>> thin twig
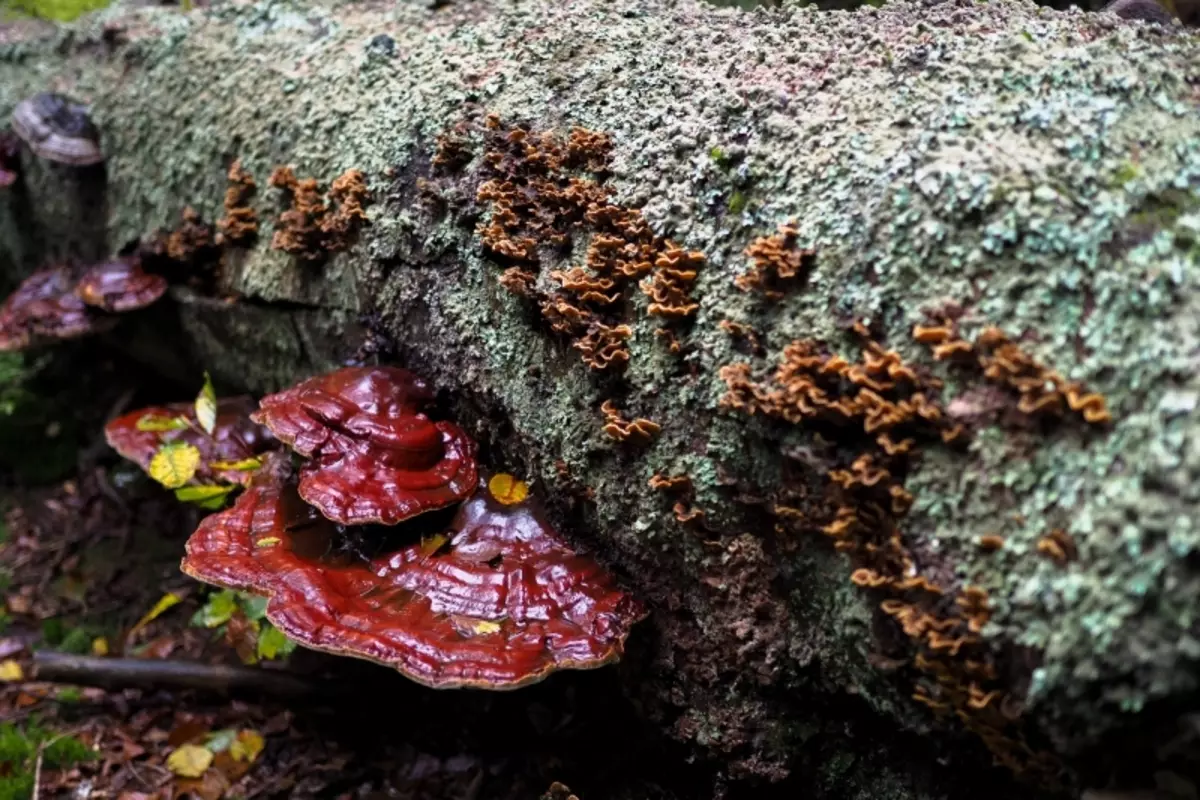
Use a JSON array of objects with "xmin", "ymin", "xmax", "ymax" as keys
[
  {"xmin": 32, "ymin": 746, "xmax": 43, "ymax": 799},
  {"xmin": 32, "ymin": 652, "xmax": 317, "ymax": 698}
]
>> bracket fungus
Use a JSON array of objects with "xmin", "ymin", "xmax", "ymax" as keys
[
  {"xmin": 11, "ymin": 92, "xmax": 104, "ymax": 166},
  {"xmin": 76, "ymin": 257, "xmax": 168, "ymax": 312},
  {"xmin": 105, "ymin": 396, "xmax": 276, "ymax": 486},
  {"xmin": 0, "ymin": 266, "xmax": 104, "ymax": 351},
  {"xmin": 251, "ymin": 366, "xmax": 478, "ymax": 526},
  {"xmin": 181, "ymin": 459, "xmax": 646, "ymax": 688}
]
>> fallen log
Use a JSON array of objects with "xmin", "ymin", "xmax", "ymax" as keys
[{"xmin": 2, "ymin": 0, "xmax": 1199, "ymax": 796}]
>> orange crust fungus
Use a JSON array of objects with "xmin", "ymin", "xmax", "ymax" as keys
[
  {"xmin": 600, "ymin": 400, "xmax": 660, "ymax": 444},
  {"xmin": 459, "ymin": 115, "xmax": 705, "ymax": 368},
  {"xmin": 217, "ymin": 158, "xmax": 258, "ymax": 246},
  {"xmin": 180, "ymin": 457, "xmax": 646, "ymax": 689},
  {"xmin": 735, "ymin": 221, "xmax": 816, "ymax": 299},
  {"xmin": 269, "ymin": 166, "xmax": 370, "ymax": 261},
  {"xmin": 720, "ymin": 330, "xmax": 1063, "ymax": 785},
  {"xmin": 1036, "ymin": 529, "xmax": 1077, "ymax": 565},
  {"xmin": 914, "ymin": 319, "xmax": 1111, "ymax": 426}
]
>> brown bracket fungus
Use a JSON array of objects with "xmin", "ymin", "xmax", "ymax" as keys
[
  {"xmin": 11, "ymin": 92, "xmax": 104, "ymax": 167},
  {"xmin": 251, "ymin": 366, "xmax": 479, "ymax": 526},
  {"xmin": 181, "ymin": 459, "xmax": 647, "ymax": 688},
  {"xmin": 104, "ymin": 396, "xmax": 276, "ymax": 486},
  {"xmin": 0, "ymin": 266, "xmax": 105, "ymax": 351},
  {"xmin": 76, "ymin": 257, "xmax": 168, "ymax": 312}
]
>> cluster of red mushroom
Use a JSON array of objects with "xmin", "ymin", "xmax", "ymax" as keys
[
  {"xmin": 0, "ymin": 258, "xmax": 167, "ymax": 352},
  {"xmin": 108, "ymin": 366, "xmax": 646, "ymax": 689}
]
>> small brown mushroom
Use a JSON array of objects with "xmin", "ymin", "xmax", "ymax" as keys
[{"xmin": 11, "ymin": 92, "xmax": 104, "ymax": 167}]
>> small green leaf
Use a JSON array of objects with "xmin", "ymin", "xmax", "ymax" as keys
[
  {"xmin": 135, "ymin": 414, "xmax": 190, "ymax": 432},
  {"xmin": 205, "ymin": 728, "xmax": 237, "ymax": 753},
  {"xmin": 191, "ymin": 589, "xmax": 238, "ymax": 628},
  {"xmin": 240, "ymin": 595, "xmax": 269, "ymax": 621},
  {"xmin": 195, "ymin": 372, "xmax": 218, "ymax": 436},
  {"xmin": 257, "ymin": 625, "xmax": 297, "ymax": 661},
  {"xmin": 174, "ymin": 484, "xmax": 236, "ymax": 510},
  {"xmin": 148, "ymin": 442, "xmax": 201, "ymax": 489}
]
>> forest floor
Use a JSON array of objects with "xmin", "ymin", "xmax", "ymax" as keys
[{"xmin": 0, "ymin": 344, "xmax": 689, "ymax": 800}]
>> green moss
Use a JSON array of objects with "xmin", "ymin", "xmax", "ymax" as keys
[
  {"xmin": 2, "ymin": 0, "xmax": 112, "ymax": 22},
  {"xmin": 0, "ymin": 719, "xmax": 95, "ymax": 800},
  {"xmin": 728, "ymin": 190, "xmax": 748, "ymax": 215}
]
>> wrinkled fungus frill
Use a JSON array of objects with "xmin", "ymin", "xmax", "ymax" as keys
[
  {"xmin": 76, "ymin": 257, "xmax": 168, "ymax": 312},
  {"xmin": 181, "ymin": 462, "xmax": 646, "ymax": 688},
  {"xmin": 0, "ymin": 267, "xmax": 100, "ymax": 351},
  {"xmin": 251, "ymin": 366, "xmax": 478, "ymax": 526},
  {"xmin": 104, "ymin": 396, "xmax": 276, "ymax": 486}
]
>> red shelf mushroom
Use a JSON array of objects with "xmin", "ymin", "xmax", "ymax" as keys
[
  {"xmin": 0, "ymin": 266, "xmax": 104, "ymax": 351},
  {"xmin": 105, "ymin": 396, "xmax": 276, "ymax": 486},
  {"xmin": 251, "ymin": 366, "xmax": 479, "ymax": 526},
  {"xmin": 181, "ymin": 458, "xmax": 646, "ymax": 689},
  {"xmin": 76, "ymin": 257, "xmax": 168, "ymax": 312}
]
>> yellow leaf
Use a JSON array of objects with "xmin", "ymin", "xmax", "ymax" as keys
[
  {"xmin": 419, "ymin": 533, "xmax": 447, "ymax": 557},
  {"xmin": 488, "ymin": 473, "xmax": 529, "ymax": 506},
  {"xmin": 149, "ymin": 442, "xmax": 201, "ymax": 489},
  {"xmin": 135, "ymin": 413, "xmax": 190, "ymax": 432},
  {"xmin": 0, "ymin": 659, "xmax": 24, "ymax": 682},
  {"xmin": 230, "ymin": 729, "xmax": 264, "ymax": 763},
  {"xmin": 127, "ymin": 592, "xmax": 182, "ymax": 641},
  {"xmin": 91, "ymin": 637, "xmax": 109, "ymax": 656},
  {"xmin": 167, "ymin": 743, "xmax": 214, "ymax": 778},
  {"xmin": 195, "ymin": 372, "xmax": 218, "ymax": 436},
  {"xmin": 208, "ymin": 457, "xmax": 263, "ymax": 472}
]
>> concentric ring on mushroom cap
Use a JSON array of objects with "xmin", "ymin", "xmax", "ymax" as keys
[
  {"xmin": 76, "ymin": 257, "xmax": 168, "ymax": 313},
  {"xmin": 251, "ymin": 366, "xmax": 479, "ymax": 526},
  {"xmin": 0, "ymin": 266, "xmax": 104, "ymax": 352},
  {"xmin": 104, "ymin": 396, "xmax": 277, "ymax": 487},
  {"xmin": 11, "ymin": 92, "xmax": 104, "ymax": 167},
  {"xmin": 180, "ymin": 458, "xmax": 647, "ymax": 689}
]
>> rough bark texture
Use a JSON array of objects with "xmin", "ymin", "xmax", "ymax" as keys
[{"xmin": 2, "ymin": 0, "xmax": 1200, "ymax": 797}]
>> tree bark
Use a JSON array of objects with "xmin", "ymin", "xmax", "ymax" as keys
[{"xmin": 2, "ymin": 0, "xmax": 1200, "ymax": 797}]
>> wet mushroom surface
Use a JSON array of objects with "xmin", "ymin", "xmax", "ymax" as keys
[
  {"xmin": 181, "ymin": 456, "xmax": 647, "ymax": 689},
  {"xmin": 251, "ymin": 365, "xmax": 479, "ymax": 526},
  {"xmin": 0, "ymin": 265, "xmax": 107, "ymax": 351},
  {"xmin": 76, "ymin": 256, "xmax": 169, "ymax": 312}
]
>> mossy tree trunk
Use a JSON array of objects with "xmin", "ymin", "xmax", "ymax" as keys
[{"xmin": 2, "ymin": 0, "xmax": 1200, "ymax": 797}]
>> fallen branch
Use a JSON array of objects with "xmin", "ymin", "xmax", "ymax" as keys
[{"xmin": 31, "ymin": 652, "xmax": 316, "ymax": 698}]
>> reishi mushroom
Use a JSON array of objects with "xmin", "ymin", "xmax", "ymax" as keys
[
  {"xmin": 0, "ymin": 266, "xmax": 106, "ymax": 351},
  {"xmin": 104, "ymin": 396, "xmax": 276, "ymax": 486},
  {"xmin": 250, "ymin": 366, "xmax": 479, "ymax": 526},
  {"xmin": 76, "ymin": 256, "xmax": 168, "ymax": 312},
  {"xmin": 10, "ymin": 92, "xmax": 104, "ymax": 167},
  {"xmin": 181, "ymin": 455, "xmax": 646, "ymax": 689}
]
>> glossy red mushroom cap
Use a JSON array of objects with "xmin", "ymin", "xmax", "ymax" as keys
[
  {"xmin": 104, "ymin": 396, "xmax": 276, "ymax": 486},
  {"xmin": 251, "ymin": 366, "xmax": 478, "ymax": 525},
  {"xmin": 0, "ymin": 267, "xmax": 101, "ymax": 351},
  {"xmin": 76, "ymin": 257, "xmax": 168, "ymax": 312},
  {"xmin": 180, "ymin": 463, "xmax": 647, "ymax": 689}
]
